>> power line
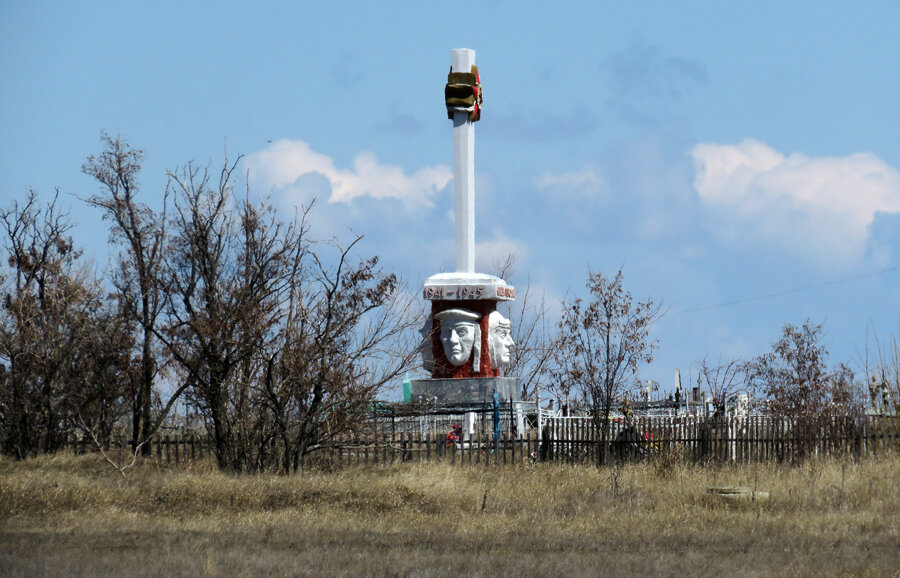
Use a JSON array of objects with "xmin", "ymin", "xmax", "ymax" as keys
[{"xmin": 670, "ymin": 266, "xmax": 898, "ymax": 315}]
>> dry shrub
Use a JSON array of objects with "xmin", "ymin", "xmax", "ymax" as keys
[{"xmin": 650, "ymin": 442, "xmax": 684, "ymax": 479}]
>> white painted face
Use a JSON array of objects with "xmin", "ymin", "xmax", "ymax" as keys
[
  {"xmin": 492, "ymin": 326, "xmax": 514, "ymax": 367},
  {"xmin": 440, "ymin": 320, "xmax": 477, "ymax": 366},
  {"xmin": 488, "ymin": 311, "xmax": 515, "ymax": 369}
]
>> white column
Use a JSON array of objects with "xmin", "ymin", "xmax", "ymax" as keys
[{"xmin": 451, "ymin": 48, "xmax": 476, "ymax": 274}]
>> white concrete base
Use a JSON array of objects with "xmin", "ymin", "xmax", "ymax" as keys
[
  {"xmin": 409, "ymin": 376, "xmax": 521, "ymax": 404},
  {"xmin": 423, "ymin": 272, "xmax": 515, "ymax": 302}
]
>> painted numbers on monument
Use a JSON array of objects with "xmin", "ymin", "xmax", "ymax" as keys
[{"xmin": 423, "ymin": 284, "xmax": 516, "ymax": 301}]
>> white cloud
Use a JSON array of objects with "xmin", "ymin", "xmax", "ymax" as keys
[
  {"xmin": 692, "ymin": 139, "xmax": 900, "ymax": 265},
  {"xmin": 534, "ymin": 165, "xmax": 608, "ymax": 200},
  {"xmin": 245, "ymin": 139, "xmax": 452, "ymax": 208}
]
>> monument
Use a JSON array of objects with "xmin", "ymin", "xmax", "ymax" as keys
[{"xmin": 410, "ymin": 49, "xmax": 520, "ymax": 405}]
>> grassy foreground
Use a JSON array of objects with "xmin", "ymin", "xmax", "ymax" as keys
[{"xmin": 1, "ymin": 454, "xmax": 898, "ymax": 577}]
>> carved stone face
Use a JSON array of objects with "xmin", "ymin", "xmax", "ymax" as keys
[
  {"xmin": 488, "ymin": 311, "xmax": 514, "ymax": 369},
  {"xmin": 434, "ymin": 309, "xmax": 481, "ymax": 369},
  {"xmin": 440, "ymin": 320, "xmax": 477, "ymax": 366}
]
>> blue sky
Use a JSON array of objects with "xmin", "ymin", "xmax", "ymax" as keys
[{"xmin": 2, "ymin": 1, "xmax": 898, "ymax": 393}]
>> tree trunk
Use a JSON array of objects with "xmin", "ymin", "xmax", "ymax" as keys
[
  {"xmin": 209, "ymin": 381, "xmax": 234, "ymax": 472},
  {"xmin": 138, "ymin": 324, "xmax": 154, "ymax": 456}
]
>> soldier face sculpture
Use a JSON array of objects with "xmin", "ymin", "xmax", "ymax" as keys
[
  {"xmin": 442, "ymin": 322, "xmax": 476, "ymax": 365},
  {"xmin": 488, "ymin": 311, "xmax": 514, "ymax": 369},
  {"xmin": 435, "ymin": 309, "xmax": 481, "ymax": 367}
]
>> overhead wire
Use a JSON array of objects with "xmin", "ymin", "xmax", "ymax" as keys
[{"xmin": 669, "ymin": 266, "xmax": 898, "ymax": 316}]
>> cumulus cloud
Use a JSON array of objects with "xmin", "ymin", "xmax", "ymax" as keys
[
  {"xmin": 245, "ymin": 139, "xmax": 451, "ymax": 208},
  {"xmin": 534, "ymin": 165, "xmax": 608, "ymax": 201},
  {"xmin": 692, "ymin": 139, "xmax": 900, "ymax": 264}
]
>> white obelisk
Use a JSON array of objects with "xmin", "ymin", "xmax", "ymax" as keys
[
  {"xmin": 422, "ymin": 49, "xmax": 513, "ymax": 304},
  {"xmin": 451, "ymin": 48, "xmax": 476, "ymax": 274}
]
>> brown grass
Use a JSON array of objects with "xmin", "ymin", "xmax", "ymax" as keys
[{"xmin": 1, "ymin": 453, "xmax": 898, "ymax": 577}]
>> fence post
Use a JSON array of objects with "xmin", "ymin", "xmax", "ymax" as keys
[
  {"xmin": 773, "ymin": 417, "xmax": 780, "ymax": 462},
  {"xmin": 558, "ymin": 418, "xmax": 563, "ymax": 465},
  {"xmin": 518, "ymin": 428, "xmax": 524, "ymax": 464},
  {"xmin": 474, "ymin": 428, "xmax": 480, "ymax": 467},
  {"xmin": 775, "ymin": 416, "xmax": 791, "ymax": 461},
  {"xmin": 570, "ymin": 418, "xmax": 576, "ymax": 465},
  {"xmin": 502, "ymin": 431, "xmax": 507, "ymax": 466},
  {"xmin": 892, "ymin": 415, "xmax": 898, "ymax": 453},
  {"xmin": 693, "ymin": 415, "xmax": 700, "ymax": 464},
  {"xmin": 864, "ymin": 416, "xmax": 869, "ymax": 458},
  {"xmin": 755, "ymin": 416, "xmax": 761, "ymax": 464},
  {"xmin": 579, "ymin": 418, "xmax": 585, "ymax": 465}
]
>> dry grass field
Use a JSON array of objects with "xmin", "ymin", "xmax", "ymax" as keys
[{"xmin": 1, "ymin": 453, "xmax": 898, "ymax": 577}]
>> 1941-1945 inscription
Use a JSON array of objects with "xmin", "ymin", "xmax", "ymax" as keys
[{"xmin": 423, "ymin": 285, "xmax": 516, "ymax": 300}]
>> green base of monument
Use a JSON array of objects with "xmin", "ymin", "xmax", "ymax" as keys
[{"xmin": 409, "ymin": 377, "xmax": 520, "ymax": 404}]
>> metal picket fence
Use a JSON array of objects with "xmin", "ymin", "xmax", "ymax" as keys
[{"xmin": 67, "ymin": 414, "xmax": 898, "ymax": 469}]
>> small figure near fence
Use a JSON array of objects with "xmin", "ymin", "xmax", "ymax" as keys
[
  {"xmin": 613, "ymin": 422, "xmax": 644, "ymax": 463},
  {"xmin": 539, "ymin": 424, "xmax": 553, "ymax": 462},
  {"xmin": 447, "ymin": 424, "xmax": 463, "ymax": 447},
  {"xmin": 621, "ymin": 397, "xmax": 633, "ymax": 422}
]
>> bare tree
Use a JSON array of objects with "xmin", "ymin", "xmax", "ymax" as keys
[
  {"xmin": 67, "ymin": 302, "xmax": 134, "ymax": 443},
  {"xmin": 744, "ymin": 320, "xmax": 859, "ymax": 460},
  {"xmin": 697, "ymin": 357, "xmax": 744, "ymax": 415},
  {"xmin": 550, "ymin": 269, "xmax": 663, "ymax": 465},
  {"xmin": 0, "ymin": 144, "xmax": 426, "ymax": 473},
  {"xmin": 83, "ymin": 132, "xmax": 167, "ymax": 455},
  {"xmin": 159, "ymin": 154, "xmax": 421, "ymax": 473},
  {"xmin": 261, "ymin": 235, "xmax": 420, "ymax": 472},
  {"xmin": 159, "ymin": 156, "xmax": 305, "ymax": 472},
  {"xmin": 862, "ymin": 323, "xmax": 899, "ymax": 416},
  {"xmin": 492, "ymin": 254, "xmax": 558, "ymax": 400},
  {"xmin": 0, "ymin": 192, "xmax": 130, "ymax": 457}
]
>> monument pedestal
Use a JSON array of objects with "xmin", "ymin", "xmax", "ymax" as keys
[
  {"xmin": 410, "ymin": 377, "xmax": 520, "ymax": 405},
  {"xmin": 409, "ymin": 49, "xmax": 519, "ymax": 420}
]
